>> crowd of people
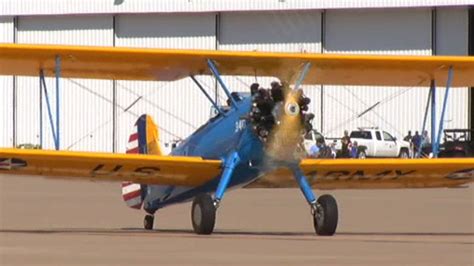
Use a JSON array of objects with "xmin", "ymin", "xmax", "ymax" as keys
[
  {"xmin": 307, "ymin": 130, "xmax": 360, "ymax": 159},
  {"xmin": 308, "ymin": 129, "xmax": 434, "ymax": 159},
  {"xmin": 403, "ymin": 130, "xmax": 432, "ymax": 158}
]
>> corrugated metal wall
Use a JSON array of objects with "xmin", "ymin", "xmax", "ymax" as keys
[
  {"xmin": 15, "ymin": 15, "xmax": 114, "ymax": 152},
  {"xmin": 0, "ymin": 17, "xmax": 14, "ymax": 147},
  {"xmin": 322, "ymin": 8, "xmax": 469, "ymax": 140},
  {"xmin": 219, "ymin": 11, "xmax": 324, "ymax": 131},
  {"xmin": 0, "ymin": 7, "xmax": 470, "ymax": 151},
  {"xmin": 2, "ymin": 0, "xmax": 473, "ymax": 16},
  {"xmin": 323, "ymin": 8, "xmax": 433, "ymax": 140},
  {"xmin": 114, "ymin": 14, "xmax": 216, "ymax": 153},
  {"xmin": 434, "ymin": 7, "xmax": 469, "ymax": 138}
]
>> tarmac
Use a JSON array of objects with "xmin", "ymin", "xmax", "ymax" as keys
[{"xmin": 0, "ymin": 175, "xmax": 473, "ymax": 265}]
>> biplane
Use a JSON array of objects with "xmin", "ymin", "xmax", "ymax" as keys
[{"xmin": 0, "ymin": 44, "xmax": 473, "ymax": 236}]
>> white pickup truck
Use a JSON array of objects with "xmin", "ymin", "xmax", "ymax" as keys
[{"xmin": 349, "ymin": 128, "xmax": 410, "ymax": 158}]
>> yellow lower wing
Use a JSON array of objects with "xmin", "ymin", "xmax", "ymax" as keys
[
  {"xmin": 0, "ymin": 148, "xmax": 221, "ymax": 186},
  {"xmin": 248, "ymin": 158, "xmax": 474, "ymax": 189}
]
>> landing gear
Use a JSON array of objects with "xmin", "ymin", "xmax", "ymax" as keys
[
  {"xmin": 191, "ymin": 193, "xmax": 216, "ymax": 235},
  {"xmin": 290, "ymin": 164, "xmax": 338, "ymax": 236},
  {"xmin": 312, "ymin": 194, "xmax": 338, "ymax": 236},
  {"xmin": 144, "ymin": 214, "xmax": 154, "ymax": 230},
  {"xmin": 189, "ymin": 151, "xmax": 240, "ymax": 235}
]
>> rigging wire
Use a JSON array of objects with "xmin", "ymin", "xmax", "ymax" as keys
[
  {"xmin": 64, "ymin": 79, "xmax": 184, "ymax": 150},
  {"xmin": 326, "ymin": 78, "xmax": 427, "ymax": 137}
]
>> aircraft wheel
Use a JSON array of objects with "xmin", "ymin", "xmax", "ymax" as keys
[
  {"xmin": 191, "ymin": 193, "xmax": 216, "ymax": 235},
  {"xmin": 144, "ymin": 214, "xmax": 154, "ymax": 230},
  {"xmin": 313, "ymin": 194, "xmax": 338, "ymax": 236},
  {"xmin": 399, "ymin": 149, "xmax": 409, "ymax": 158}
]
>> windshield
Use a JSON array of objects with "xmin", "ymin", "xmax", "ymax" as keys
[{"xmin": 350, "ymin": 131, "xmax": 372, "ymax": 139}]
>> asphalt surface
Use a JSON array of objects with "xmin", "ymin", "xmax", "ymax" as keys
[{"xmin": 0, "ymin": 175, "xmax": 473, "ymax": 265}]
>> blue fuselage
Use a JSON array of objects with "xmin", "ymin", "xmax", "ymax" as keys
[{"xmin": 143, "ymin": 96, "xmax": 267, "ymax": 213}]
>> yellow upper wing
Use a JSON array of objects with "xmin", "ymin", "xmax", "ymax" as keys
[
  {"xmin": 248, "ymin": 158, "xmax": 474, "ymax": 189},
  {"xmin": 0, "ymin": 148, "xmax": 221, "ymax": 186},
  {"xmin": 1, "ymin": 43, "xmax": 473, "ymax": 87}
]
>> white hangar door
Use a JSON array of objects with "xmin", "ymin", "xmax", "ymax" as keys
[
  {"xmin": 219, "ymin": 11, "xmax": 324, "ymax": 131},
  {"xmin": 16, "ymin": 16, "xmax": 114, "ymax": 152},
  {"xmin": 115, "ymin": 14, "xmax": 217, "ymax": 153},
  {"xmin": 0, "ymin": 17, "xmax": 14, "ymax": 148},
  {"xmin": 435, "ymin": 8, "xmax": 469, "ymax": 130},
  {"xmin": 323, "ymin": 8, "xmax": 469, "ymax": 140},
  {"xmin": 323, "ymin": 9, "xmax": 433, "ymax": 140}
]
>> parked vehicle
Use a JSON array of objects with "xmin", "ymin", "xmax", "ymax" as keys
[
  {"xmin": 438, "ymin": 129, "xmax": 474, "ymax": 158},
  {"xmin": 348, "ymin": 127, "xmax": 410, "ymax": 158},
  {"xmin": 303, "ymin": 130, "xmax": 334, "ymax": 158}
]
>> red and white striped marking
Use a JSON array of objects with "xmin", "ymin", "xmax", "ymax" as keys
[
  {"xmin": 121, "ymin": 127, "xmax": 143, "ymax": 209},
  {"xmin": 126, "ymin": 131, "xmax": 139, "ymax": 154},
  {"xmin": 121, "ymin": 181, "xmax": 143, "ymax": 209}
]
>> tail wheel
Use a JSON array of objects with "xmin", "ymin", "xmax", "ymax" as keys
[
  {"xmin": 144, "ymin": 214, "xmax": 154, "ymax": 230},
  {"xmin": 191, "ymin": 194, "xmax": 216, "ymax": 235},
  {"xmin": 313, "ymin": 194, "xmax": 338, "ymax": 236}
]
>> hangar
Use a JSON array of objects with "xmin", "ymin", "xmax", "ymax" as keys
[{"xmin": 0, "ymin": 1, "xmax": 472, "ymax": 153}]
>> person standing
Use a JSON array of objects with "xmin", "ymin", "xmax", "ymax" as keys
[
  {"xmin": 404, "ymin": 131, "xmax": 413, "ymax": 142},
  {"xmin": 308, "ymin": 142, "xmax": 320, "ymax": 158},
  {"xmin": 412, "ymin": 131, "xmax": 422, "ymax": 158},
  {"xmin": 422, "ymin": 130, "xmax": 431, "ymax": 146},
  {"xmin": 351, "ymin": 141, "xmax": 359, "ymax": 158},
  {"xmin": 404, "ymin": 131, "xmax": 413, "ymax": 158},
  {"xmin": 341, "ymin": 130, "xmax": 351, "ymax": 158}
]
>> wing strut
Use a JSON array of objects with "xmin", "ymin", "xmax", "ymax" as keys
[
  {"xmin": 38, "ymin": 56, "xmax": 61, "ymax": 150},
  {"xmin": 431, "ymin": 78, "xmax": 436, "ymax": 157},
  {"xmin": 435, "ymin": 66, "xmax": 453, "ymax": 157},
  {"xmin": 418, "ymin": 66, "xmax": 454, "ymax": 158},
  {"xmin": 419, "ymin": 81, "xmax": 433, "ymax": 157},
  {"xmin": 207, "ymin": 59, "xmax": 239, "ymax": 109},
  {"xmin": 190, "ymin": 75, "xmax": 226, "ymax": 117}
]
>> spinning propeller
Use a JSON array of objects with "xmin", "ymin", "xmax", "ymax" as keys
[{"xmin": 249, "ymin": 75, "xmax": 314, "ymax": 161}]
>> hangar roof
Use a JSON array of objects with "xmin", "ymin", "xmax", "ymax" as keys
[{"xmin": 1, "ymin": 0, "xmax": 471, "ymax": 17}]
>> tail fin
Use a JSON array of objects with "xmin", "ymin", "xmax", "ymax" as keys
[
  {"xmin": 127, "ymin": 114, "xmax": 162, "ymax": 156},
  {"xmin": 122, "ymin": 114, "xmax": 162, "ymax": 209}
]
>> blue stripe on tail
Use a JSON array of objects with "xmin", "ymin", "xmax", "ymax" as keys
[{"xmin": 136, "ymin": 114, "xmax": 148, "ymax": 154}]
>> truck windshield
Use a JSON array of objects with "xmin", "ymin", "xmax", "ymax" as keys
[
  {"xmin": 350, "ymin": 131, "xmax": 372, "ymax": 139},
  {"xmin": 383, "ymin": 131, "xmax": 395, "ymax": 141}
]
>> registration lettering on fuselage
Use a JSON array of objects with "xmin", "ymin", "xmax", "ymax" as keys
[{"xmin": 235, "ymin": 120, "xmax": 247, "ymax": 133}]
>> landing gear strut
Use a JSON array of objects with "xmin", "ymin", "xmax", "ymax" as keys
[
  {"xmin": 190, "ymin": 151, "xmax": 240, "ymax": 235},
  {"xmin": 291, "ymin": 165, "xmax": 338, "ymax": 236}
]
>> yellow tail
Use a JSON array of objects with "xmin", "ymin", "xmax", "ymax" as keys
[
  {"xmin": 143, "ymin": 115, "xmax": 162, "ymax": 155},
  {"xmin": 126, "ymin": 114, "xmax": 163, "ymax": 156}
]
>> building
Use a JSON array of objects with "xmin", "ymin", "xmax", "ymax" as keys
[{"xmin": 1, "ymin": 1, "xmax": 473, "ymax": 153}]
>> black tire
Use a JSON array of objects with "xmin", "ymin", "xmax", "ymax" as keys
[
  {"xmin": 313, "ymin": 194, "xmax": 338, "ymax": 236},
  {"xmin": 358, "ymin": 150, "xmax": 367, "ymax": 159},
  {"xmin": 191, "ymin": 194, "xmax": 216, "ymax": 235},
  {"xmin": 399, "ymin": 149, "xmax": 409, "ymax": 158},
  {"xmin": 144, "ymin": 214, "xmax": 154, "ymax": 230}
]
